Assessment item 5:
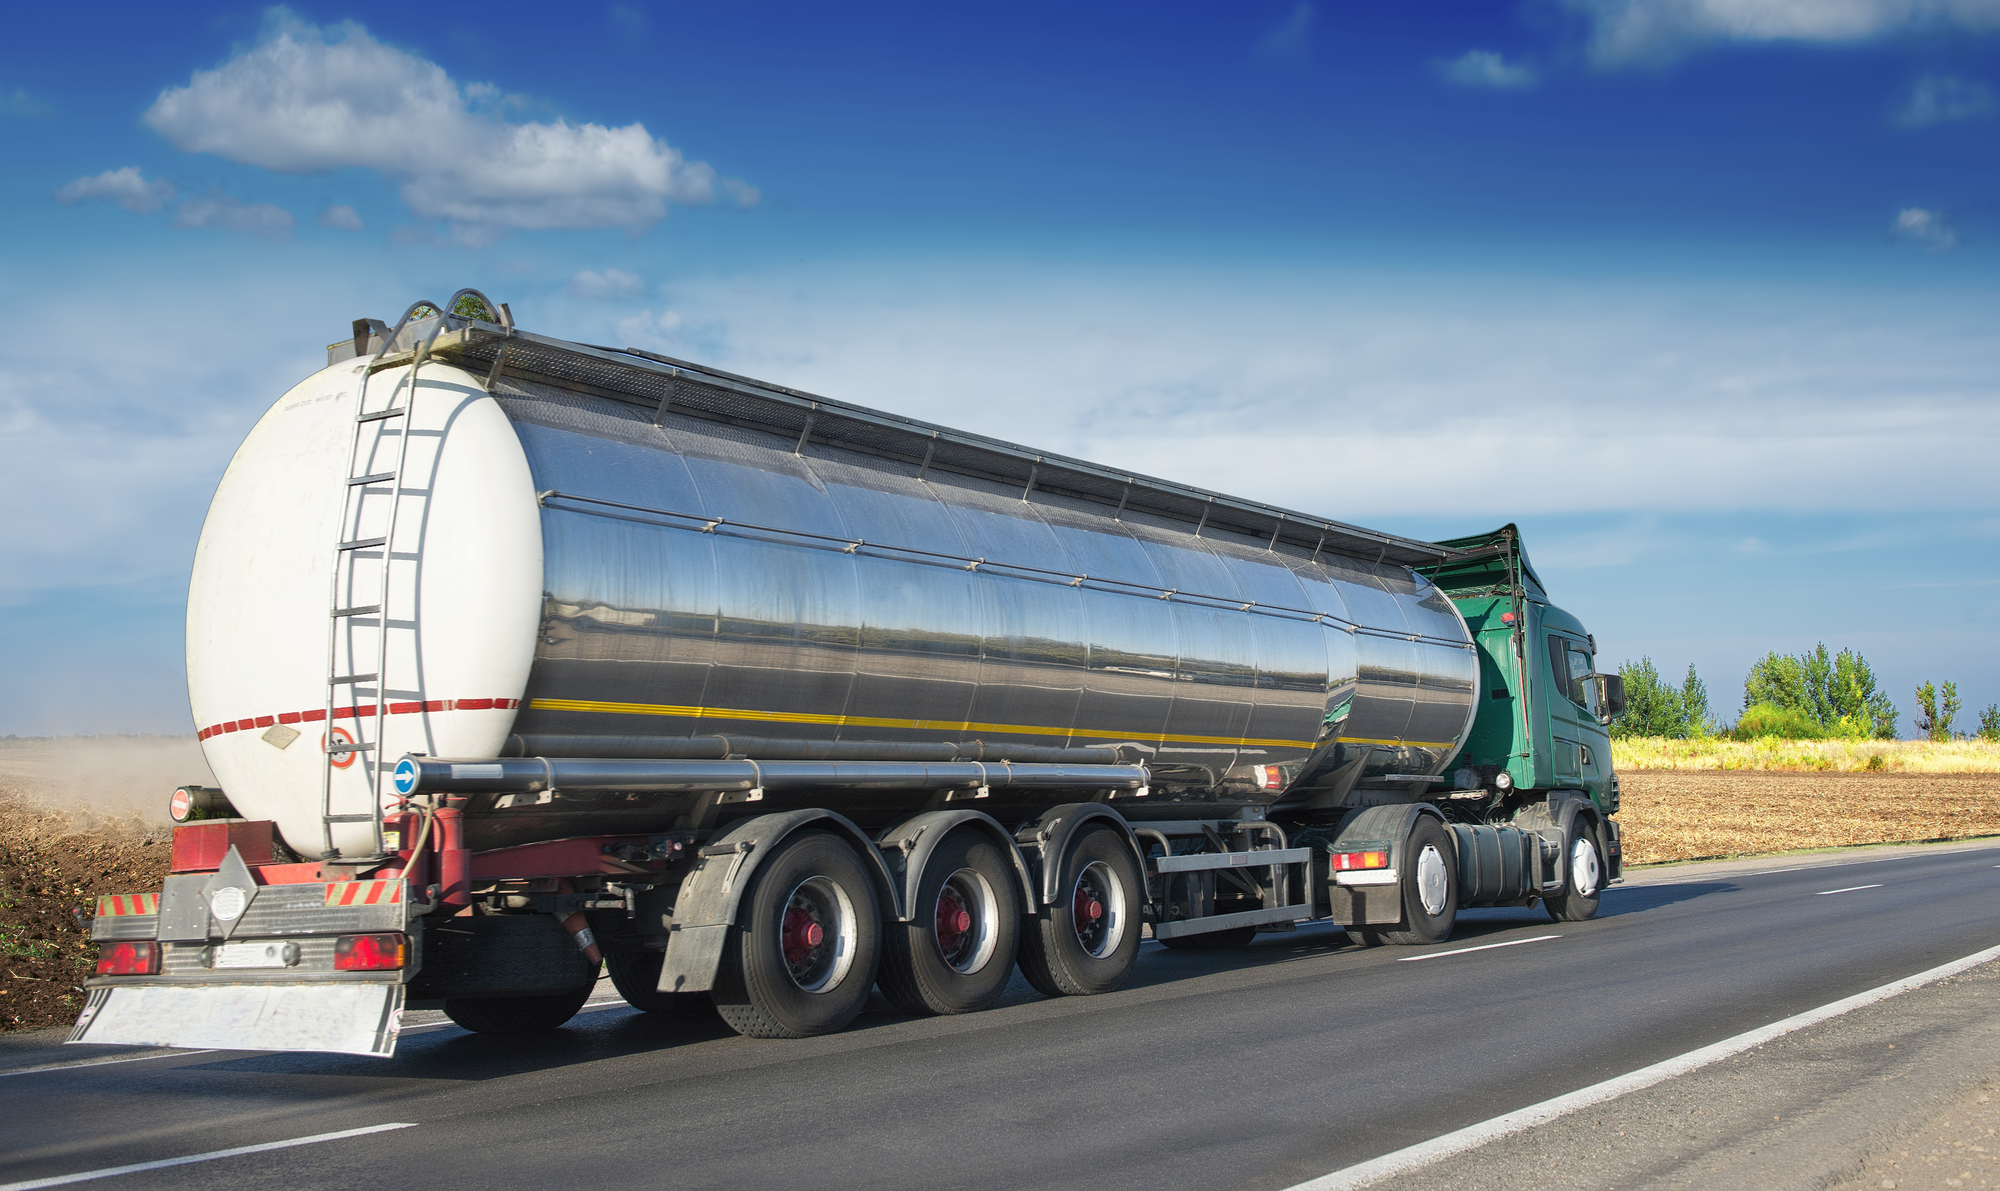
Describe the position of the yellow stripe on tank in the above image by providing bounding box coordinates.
[526,696,1456,753]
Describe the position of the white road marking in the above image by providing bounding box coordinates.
[1817,884,1884,895]
[1397,935,1560,962]
[1284,939,2000,1191]
[0,1051,216,1079]
[0,1122,417,1190]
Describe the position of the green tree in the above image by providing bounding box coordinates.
[1681,663,1712,737]
[1735,702,1827,740]
[1979,705,2000,742]
[1914,681,1962,742]
[1612,657,1686,738]
[1742,644,1897,739]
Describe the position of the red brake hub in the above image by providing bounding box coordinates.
[782,906,824,966]
[936,888,972,952]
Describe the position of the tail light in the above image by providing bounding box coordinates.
[333,933,408,971]
[96,941,161,976]
[1253,765,1286,791]
[1331,850,1390,872]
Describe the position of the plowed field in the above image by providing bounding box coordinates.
[1619,770,2000,865]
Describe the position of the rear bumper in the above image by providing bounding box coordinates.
[67,981,405,1057]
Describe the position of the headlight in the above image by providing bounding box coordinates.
[1494,771,1514,791]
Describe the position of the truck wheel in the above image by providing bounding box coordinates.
[1544,819,1605,923]
[712,831,882,1039]
[1017,826,1142,997]
[1381,816,1459,945]
[1157,926,1257,950]
[605,949,713,1016]
[443,985,593,1034]
[880,829,1021,1016]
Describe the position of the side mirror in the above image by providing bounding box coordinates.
[1593,673,1626,722]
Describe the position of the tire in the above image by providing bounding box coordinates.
[444,984,593,1034]
[605,949,713,1015]
[1017,825,1144,997]
[880,829,1022,1016]
[712,831,882,1039]
[1157,926,1257,950]
[1381,816,1459,946]
[1544,817,1605,923]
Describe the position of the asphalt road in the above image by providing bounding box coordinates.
[4,839,1998,1191]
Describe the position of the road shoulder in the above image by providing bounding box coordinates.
[1354,950,2000,1189]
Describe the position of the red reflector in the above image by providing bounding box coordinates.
[333,933,408,971]
[96,941,161,976]
[1331,850,1390,871]
[170,820,276,873]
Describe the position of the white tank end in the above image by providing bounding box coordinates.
[187,358,543,859]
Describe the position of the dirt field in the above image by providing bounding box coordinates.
[0,738,199,1032]
[1620,770,2000,866]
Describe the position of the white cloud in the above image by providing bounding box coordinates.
[569,267,646,299]
[594,264,2000,521]
[1435,50,1540,89]
[174,192,296,240]
[614,308,685,342]
[141,12,755,240]
[54,166,176,214]
[316,203,363,231]
[1561,0,2000,65]
[3,88,50,116]
[1898,73,1995,126]
[1891,206,1957,250]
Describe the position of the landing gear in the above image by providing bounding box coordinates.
[880,830,1021,1015]
[712,831,883,1039]
[1017,826,1143,997]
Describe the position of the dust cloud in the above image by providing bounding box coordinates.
[0,736,214,835]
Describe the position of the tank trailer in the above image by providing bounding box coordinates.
[75,293,1627,1054]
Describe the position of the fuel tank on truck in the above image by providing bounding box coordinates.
[187,304,1479,859]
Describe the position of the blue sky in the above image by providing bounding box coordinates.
[3,1,1998,736]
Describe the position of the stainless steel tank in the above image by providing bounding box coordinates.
[480,335,1478,812]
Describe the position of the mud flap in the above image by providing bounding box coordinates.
[658,924,730,994]
[67,983,404,1057]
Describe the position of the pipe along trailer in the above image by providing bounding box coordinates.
[73,293,1628,1055]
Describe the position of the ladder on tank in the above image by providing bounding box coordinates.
[318,290,510,859]
[316,294,483,859]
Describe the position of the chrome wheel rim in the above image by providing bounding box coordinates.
[1070,860,1126,959]
[780,875,856,993]
[1415,844,1449,918]
[933,866,1000,974]
[1570,837,1601,898]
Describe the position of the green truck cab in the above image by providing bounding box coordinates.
[1422,525,1629,902]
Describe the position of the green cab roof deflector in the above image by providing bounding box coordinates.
[1420,524,1547,601]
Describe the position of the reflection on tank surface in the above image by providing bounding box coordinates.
[493,375,1476,807]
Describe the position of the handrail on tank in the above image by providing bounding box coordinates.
[364,290,510,368]
[536,489,1479,650]
[442,288,512,333]
[368,298,447,366]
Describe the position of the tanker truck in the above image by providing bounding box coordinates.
[72,292,1628,1056]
